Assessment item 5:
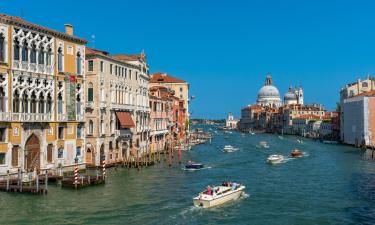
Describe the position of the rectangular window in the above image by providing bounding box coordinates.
[88,87,93,102]
[0,128,6,142]
[76,146,81,157]
[110,64,113,74]
[47,144,53,163]
[0,153,5,165]
[125,68,127,78]
[58,126,64,140]
[77,126,82,139]
[57,148,63,159]
[11,146,18,167]
[88,60,94,71]
[100,61,104,72]
[129,70,132,79]
[115,66,118,75]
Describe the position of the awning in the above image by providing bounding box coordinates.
[115,112,135,128]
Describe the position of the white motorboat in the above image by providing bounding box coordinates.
[193,183,246,208]
[259,141,269,149]
[267,154,284,164]
[223,145,236,152]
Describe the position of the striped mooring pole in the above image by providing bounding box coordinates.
[102,160,106,180]
[74,165,78,189]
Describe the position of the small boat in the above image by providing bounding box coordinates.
[223,145,235,152]
[259,141,269,149]
[297,139,303,144]
[267,154,284,164]
[250,131,255,135]
[185,161,204,170]
[323,140,339,144]
[193,182,246,208]
[290,149,303,158]
[278,135,284,140]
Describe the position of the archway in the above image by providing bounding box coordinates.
[25,134,40,171]
[86,146,94,165]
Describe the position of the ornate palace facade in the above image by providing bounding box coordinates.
[0,14,86,174]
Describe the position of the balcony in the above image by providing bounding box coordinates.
[110,103,135,111]
[150,129,169,136]
[100,101,107,109]
[86,102,94,109]
[12,60,54,75]
[57,113,68,122]
[115,128,132,140]
[76,114,84,121]
[0,112,52,122]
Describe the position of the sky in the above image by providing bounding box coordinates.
[1,0,375,119]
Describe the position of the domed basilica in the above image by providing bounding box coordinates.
[256,74,303,108]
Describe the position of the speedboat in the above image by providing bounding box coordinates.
[185,161,204,170]
[267,155,284,164]
[223,145,235,152]
[193,183,246,208]
[259,141,269,149]
[290,149,303,158]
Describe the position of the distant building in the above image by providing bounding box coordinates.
[225,112,238,129]
[342,95,375,147]
[284,86,304,105]
[256,75,282,108]
[340,77,375,142]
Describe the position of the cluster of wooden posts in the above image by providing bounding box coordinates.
[0,169,51,194]
[0,143,186,195]
[120,143,183,170]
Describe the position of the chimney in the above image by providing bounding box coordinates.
[64,24,73,36]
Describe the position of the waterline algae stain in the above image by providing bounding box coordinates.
[0,126,375,224]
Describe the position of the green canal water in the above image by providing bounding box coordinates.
[1,125,375,225]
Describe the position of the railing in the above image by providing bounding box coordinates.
[13,60,20,69]
[8,112,52,122]
[76,114,84,121]
[110,103,135,111]
[86,102,94,109]
[58,113,68,122]
[100,101,107,108]
[38,64,45,73]
[21,62,28,70]
[30,63,37,72]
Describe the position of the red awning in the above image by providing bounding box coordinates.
[115,112,135,128]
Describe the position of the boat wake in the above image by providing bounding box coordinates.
[182,167,212,171]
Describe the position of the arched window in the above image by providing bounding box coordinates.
[89,120,93,134]
[0,87,5,112]
[30,92,36,113]
[22,92,28,113]
[38,46,44,65]
[38,93,45,114]
[57,93,63,114]
[13,39,20,61]
[76,94,81,115]
[13,90,20,113]
[0,34,4,62]
[87,83,93,102]
[30,43,36,63]
[46,47,52,66]
[57,47,63,72]
[21,40,28,62]
[46,93,52,114]
[76,51,82,75]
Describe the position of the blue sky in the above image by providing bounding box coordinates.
[1,0,375,119]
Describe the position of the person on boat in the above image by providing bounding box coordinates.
[207,186,213,195]
[231,182,238,191]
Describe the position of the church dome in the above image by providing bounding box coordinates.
[284,92,297,100]
[258,85,280,98]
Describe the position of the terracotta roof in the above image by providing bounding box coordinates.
[112,54,145,62]
[86,48,109,56]
[150,72,186,83]
[115,112,135,128]
[294,114,321,120]
[0,14,86,44]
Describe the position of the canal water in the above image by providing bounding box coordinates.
[1,125,375,225]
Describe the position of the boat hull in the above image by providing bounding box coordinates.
[193,188,244,208]
[185,164,204,169]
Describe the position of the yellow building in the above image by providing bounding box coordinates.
[0,14,86,175]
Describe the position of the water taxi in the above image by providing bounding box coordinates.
[193,183,246,208]
[223,145,236,152]
[259,141,270,149]
[185,161,204,170]
[290,149,303,158]
[267,154,284,164]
